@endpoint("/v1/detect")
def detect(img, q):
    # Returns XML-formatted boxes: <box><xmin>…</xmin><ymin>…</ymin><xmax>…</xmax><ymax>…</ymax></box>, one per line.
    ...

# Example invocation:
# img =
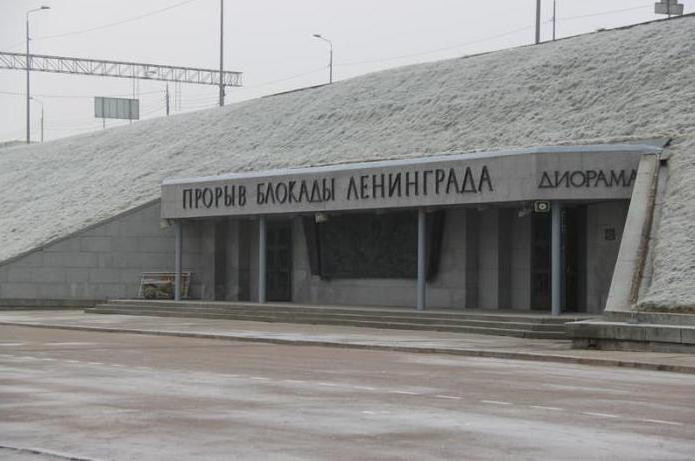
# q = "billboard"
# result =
<box><xmin>94</xmin><ymin>96</ymin><xmax>139</xmax><ymax>120</ymax></box>
<box><xmin>655</xmin><ymin>1</ymin><xmax>684</xmax><ymax>15</ymax></box>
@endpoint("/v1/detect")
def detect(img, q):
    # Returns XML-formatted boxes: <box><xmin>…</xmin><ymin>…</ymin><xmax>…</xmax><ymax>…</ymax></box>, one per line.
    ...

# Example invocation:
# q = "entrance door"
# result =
<box><xmin>562</xmin><ymin>206</ymin><xmax>587</xmax><ymax>312</ymax></box>
<box><xmin>530</xmin><ymin>207</ymin><xmax>587</xmax><ymax>312</ymax></box>
<box><xmin>266</xmin><ymin>221</ymin><xmax>292</xmax><ymax>302</ymax></box>
<box><xmin>531</xmin><ymin>213</ymin><xmax>551</xmax><ymax>310</ymax></box>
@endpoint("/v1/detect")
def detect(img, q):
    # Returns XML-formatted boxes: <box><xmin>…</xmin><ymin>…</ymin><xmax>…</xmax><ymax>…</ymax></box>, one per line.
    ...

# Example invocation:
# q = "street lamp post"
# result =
<box><xmin>26</xmin><ymin>5</ymin><xmax>50</xmax><ymax>144</ymax></box>
<box><xmin>313</xmin><ymin>34</ymin><xmax>333</xmax><ymax>84</ymax></box>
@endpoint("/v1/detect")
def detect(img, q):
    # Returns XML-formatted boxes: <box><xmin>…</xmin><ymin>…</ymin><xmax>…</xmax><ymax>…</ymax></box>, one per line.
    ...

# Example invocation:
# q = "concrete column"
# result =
<box><xmin>417</xmin><ymin>208</ymin><xmax>426</xmax><ymax>311</ymax></box>
<box><xmin>258</xmin><ymin>216</ymin><xmax>267</xmax><ymax>304</ymax></box>
<box><xmin>551</xmin><ymin>201</ymin><xmax>562</xmax><ymax>316</ymax></box>
<box><xmin>174</xmin><ymin>221</ymin><xmax>183</xmax><ymax>301</ymax></box>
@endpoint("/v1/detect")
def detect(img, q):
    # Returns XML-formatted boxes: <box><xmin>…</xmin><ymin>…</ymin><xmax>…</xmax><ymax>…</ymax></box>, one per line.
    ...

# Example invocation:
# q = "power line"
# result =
<box><xmin>3</xmin><ymin>41</ymin><xmax>25</xmax><ymax>52</ymax></box>
<box><xmin>337</xmin><ymin>5</ymin><xmax>656</xmax><ymax>68</ymax></box>
<box><xmin>557</xmin><ymin>4</ymin><xmax>653</xmax><ymax>22</ymax></box>
<box><xmin>0</xmin><ymin>89</ymin><xmax>163</xmax><ymax>99</ymax></box>
<box><xmin>244</xmin><ymin>66</ymin><xmax>329</xmax><ymax>89</ymax></box>
<box><xmin>1</xmin><ymin>3</ymin><xmax>667</xmax><ymax>142</ymax></box>
<box><xmin>336</xmin><ymin>24</ymin><xmax>540</xmax><ymax>68</ymax></box>
<box><xmin>201</xmin><ymin>7</ymin><xmax>661</xmax><ymax>99</ymax></box>
<box><xmin>32</xmin><ymin>0</ymin><xmax>201</xmax><ymax>42</ymax></box>
<box><xmin>1</xmin><ymin>0</ymin><xmax>201</xmax><ymax>50</ymax></box>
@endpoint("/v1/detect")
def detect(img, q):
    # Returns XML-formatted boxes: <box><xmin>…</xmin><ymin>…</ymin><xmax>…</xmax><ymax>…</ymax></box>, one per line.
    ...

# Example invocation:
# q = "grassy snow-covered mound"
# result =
<box><xmin>1</xmin><ymin>16</ymin><xmax>694</xmax><ymax>308</ymax></box>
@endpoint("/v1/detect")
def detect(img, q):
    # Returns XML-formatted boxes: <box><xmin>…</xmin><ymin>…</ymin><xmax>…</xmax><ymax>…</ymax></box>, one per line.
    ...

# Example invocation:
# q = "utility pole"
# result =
<box><xmin>166</xmin><ymin>84</ymin><xmax>170</xmax><ymax>116</ymax></box>
<box><xmin>219</xmin><ymin>0</ymin><xmax>225</xmax><ymax>106</ymax></box>
<box><xmin>40</xmin><ymin>104</ymin><xmax>44</xmax><ymax>142</ymax></box>
<box><xmin>552</xmin><ymin>0</ymin><xmax>557</xmax><ymax>41</ymax></box>
<box><xmin>535</xmin><ymin>0</ymin><xmax>542</xmax><ymax>44</ymax></box>
<box><xmin>26</xmin><ymin>15</ymin><xmax>30</xmax><ymax>143</ymax></box>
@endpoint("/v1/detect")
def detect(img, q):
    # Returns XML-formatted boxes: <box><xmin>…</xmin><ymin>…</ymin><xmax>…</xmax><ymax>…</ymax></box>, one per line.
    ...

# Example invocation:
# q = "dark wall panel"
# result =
<box><xmin>303</xmin><ymin>211</ymin><xmax>445</xmax><ymax>280</ymax></box>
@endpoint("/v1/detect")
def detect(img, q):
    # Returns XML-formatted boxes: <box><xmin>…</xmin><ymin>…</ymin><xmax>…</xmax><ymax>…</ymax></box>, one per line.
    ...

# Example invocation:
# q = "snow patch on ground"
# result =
<box><xmin>1</xmin><ymin>17</ymin><xmax>694</xmax><ymax>308</ymax></box>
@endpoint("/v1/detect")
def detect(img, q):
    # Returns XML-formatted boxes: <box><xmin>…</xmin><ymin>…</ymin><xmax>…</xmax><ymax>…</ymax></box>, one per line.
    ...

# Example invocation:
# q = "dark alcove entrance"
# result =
<box><xmin>531</xmin><ymin>206</ymin><xmax>587</xmax><ymax>312</ymax></box>
<box><xmin>266</xmin><ymin>221</ymin><xmax>293</xmax><ymax>302</ymax></box>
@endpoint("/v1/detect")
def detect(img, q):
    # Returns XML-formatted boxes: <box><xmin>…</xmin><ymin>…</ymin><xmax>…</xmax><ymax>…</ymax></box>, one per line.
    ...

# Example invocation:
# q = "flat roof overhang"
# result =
<box><xmin>161</xmin><ymin>143</ymin><xmax>663</xmax><ymax>220</ymax></box>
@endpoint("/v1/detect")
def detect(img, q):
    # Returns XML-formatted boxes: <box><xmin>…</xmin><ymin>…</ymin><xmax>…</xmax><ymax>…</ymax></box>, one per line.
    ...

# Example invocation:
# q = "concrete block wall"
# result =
<box><xmin>0</xmin><ymin>201</ymin><xmax>206</xmax><ymax>303</ymax></box>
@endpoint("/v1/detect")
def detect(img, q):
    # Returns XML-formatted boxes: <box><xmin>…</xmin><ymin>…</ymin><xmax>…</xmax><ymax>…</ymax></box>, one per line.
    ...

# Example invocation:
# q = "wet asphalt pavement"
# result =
<box><xmin>1</xmin><ymin>325</ymin><xmax>694</xmax><ymax>460</ymax></box>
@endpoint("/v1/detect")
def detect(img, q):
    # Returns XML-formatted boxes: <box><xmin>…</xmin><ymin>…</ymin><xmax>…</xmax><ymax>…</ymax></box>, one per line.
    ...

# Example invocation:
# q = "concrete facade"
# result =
<box><xmin>215</xmin><ymin>208</ymin><xmax>523</xmax><ymax>310</ymax></box>
<box><xmin>0</xmin><ymin>194</ymin><xmax>628</xmax><ymax>314</ymax></box>
<box><xmin>192</xmin><ymin>204</ymin><xmax>618</xmax><ymax>312</ymax></box>
<box><xmin>0</xmin><ymin>199</ymin><xmax>627</xmax><ymax>312</ymax></box>
<box><xmin>0</xmin><ymin>202</ymin><xmax>207</xmax><ymax>303</ymax></box>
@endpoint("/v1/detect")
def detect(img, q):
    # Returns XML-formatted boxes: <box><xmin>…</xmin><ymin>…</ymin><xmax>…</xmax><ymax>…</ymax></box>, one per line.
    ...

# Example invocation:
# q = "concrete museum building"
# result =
<box><xmin>1</xmin><ymin>16</ymin><xmax>694</xmax><ymax>350</ymax></box>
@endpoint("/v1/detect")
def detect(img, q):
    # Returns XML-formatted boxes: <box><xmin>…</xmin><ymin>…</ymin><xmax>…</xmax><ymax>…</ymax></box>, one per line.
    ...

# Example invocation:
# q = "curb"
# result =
<box><xmin>1</xmin><ymin>321</ymin><xmax>694</xmax><ymax>375</ymax></box>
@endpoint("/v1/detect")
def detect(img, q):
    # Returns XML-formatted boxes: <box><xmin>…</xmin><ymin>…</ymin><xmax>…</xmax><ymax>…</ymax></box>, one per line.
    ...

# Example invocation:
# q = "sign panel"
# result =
<box><xmin>161</xmin><ymin>144</ymin><xmax>660</xmax><ymax>220</ymax></box>
<box><xmin>94</xmin><ymin>96</ymin><xmax>140</xmax><ymax>120</ymax></box>
<box><xmin>655</xmin><ymin>1</ymin><xmax>684</xmax><ymax>15</ymax></box>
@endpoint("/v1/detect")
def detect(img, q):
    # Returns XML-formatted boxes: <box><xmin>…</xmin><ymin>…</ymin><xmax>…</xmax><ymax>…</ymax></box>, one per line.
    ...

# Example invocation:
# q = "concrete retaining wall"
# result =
<box><xmin>0</xmin><ymin>202</ymin><xmax>207</xmax><ymax>302</ymax></box>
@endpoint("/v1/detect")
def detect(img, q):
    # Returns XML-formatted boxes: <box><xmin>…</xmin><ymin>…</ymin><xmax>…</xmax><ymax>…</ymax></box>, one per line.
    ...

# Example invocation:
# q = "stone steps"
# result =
<box><xmin>97</xmin><ymin>299</ymin><xmax>581</xmax><ymax>324</ymax></box>
<box><xmin>86</xmin><ymin>301</ymin><xmax>589</xmax><ymax>340</ymax></box>
<box><xmin>88</xmin><ymin>304</ymin><xmax>565</xmax><ymax>332</ymax></box>
<box><xmin>87</xmin><ymin>307</ymin><xmax>567</xmax><ymax>339</ymax></box>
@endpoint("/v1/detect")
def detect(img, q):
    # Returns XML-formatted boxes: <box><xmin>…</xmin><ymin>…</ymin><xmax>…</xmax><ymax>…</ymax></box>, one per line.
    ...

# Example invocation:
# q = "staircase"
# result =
<box><xmin>86</xmin><ymin>300</ymin><xmax>592</xmax><ymax>340</ymax></box>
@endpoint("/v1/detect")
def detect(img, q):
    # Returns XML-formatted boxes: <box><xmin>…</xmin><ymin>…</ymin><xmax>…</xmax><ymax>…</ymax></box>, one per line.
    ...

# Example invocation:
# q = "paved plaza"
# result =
<box><xmin>1</xmin><ymin>322</ymin><xmax>694</xmax><ymax>460</ymax></box>
<box><xmin>1</xmin><ymin>310</ymin><xmax>695</xmax><ymax>373</ymax></box>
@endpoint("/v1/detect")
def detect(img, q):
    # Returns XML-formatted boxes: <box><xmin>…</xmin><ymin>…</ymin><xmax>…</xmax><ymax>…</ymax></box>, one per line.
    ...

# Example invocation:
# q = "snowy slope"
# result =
<box><xmin>1</xmin><ymin>16</ymin><xmax>694</xmax><ymax>308</ymax></box>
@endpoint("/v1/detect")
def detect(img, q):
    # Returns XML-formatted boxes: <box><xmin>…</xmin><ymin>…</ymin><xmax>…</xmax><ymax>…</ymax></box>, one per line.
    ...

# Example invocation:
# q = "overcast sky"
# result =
<box><xmin>0</xmin><ymin>0</ymin><xmax>690</xmax><ymax>142</ymax></box>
